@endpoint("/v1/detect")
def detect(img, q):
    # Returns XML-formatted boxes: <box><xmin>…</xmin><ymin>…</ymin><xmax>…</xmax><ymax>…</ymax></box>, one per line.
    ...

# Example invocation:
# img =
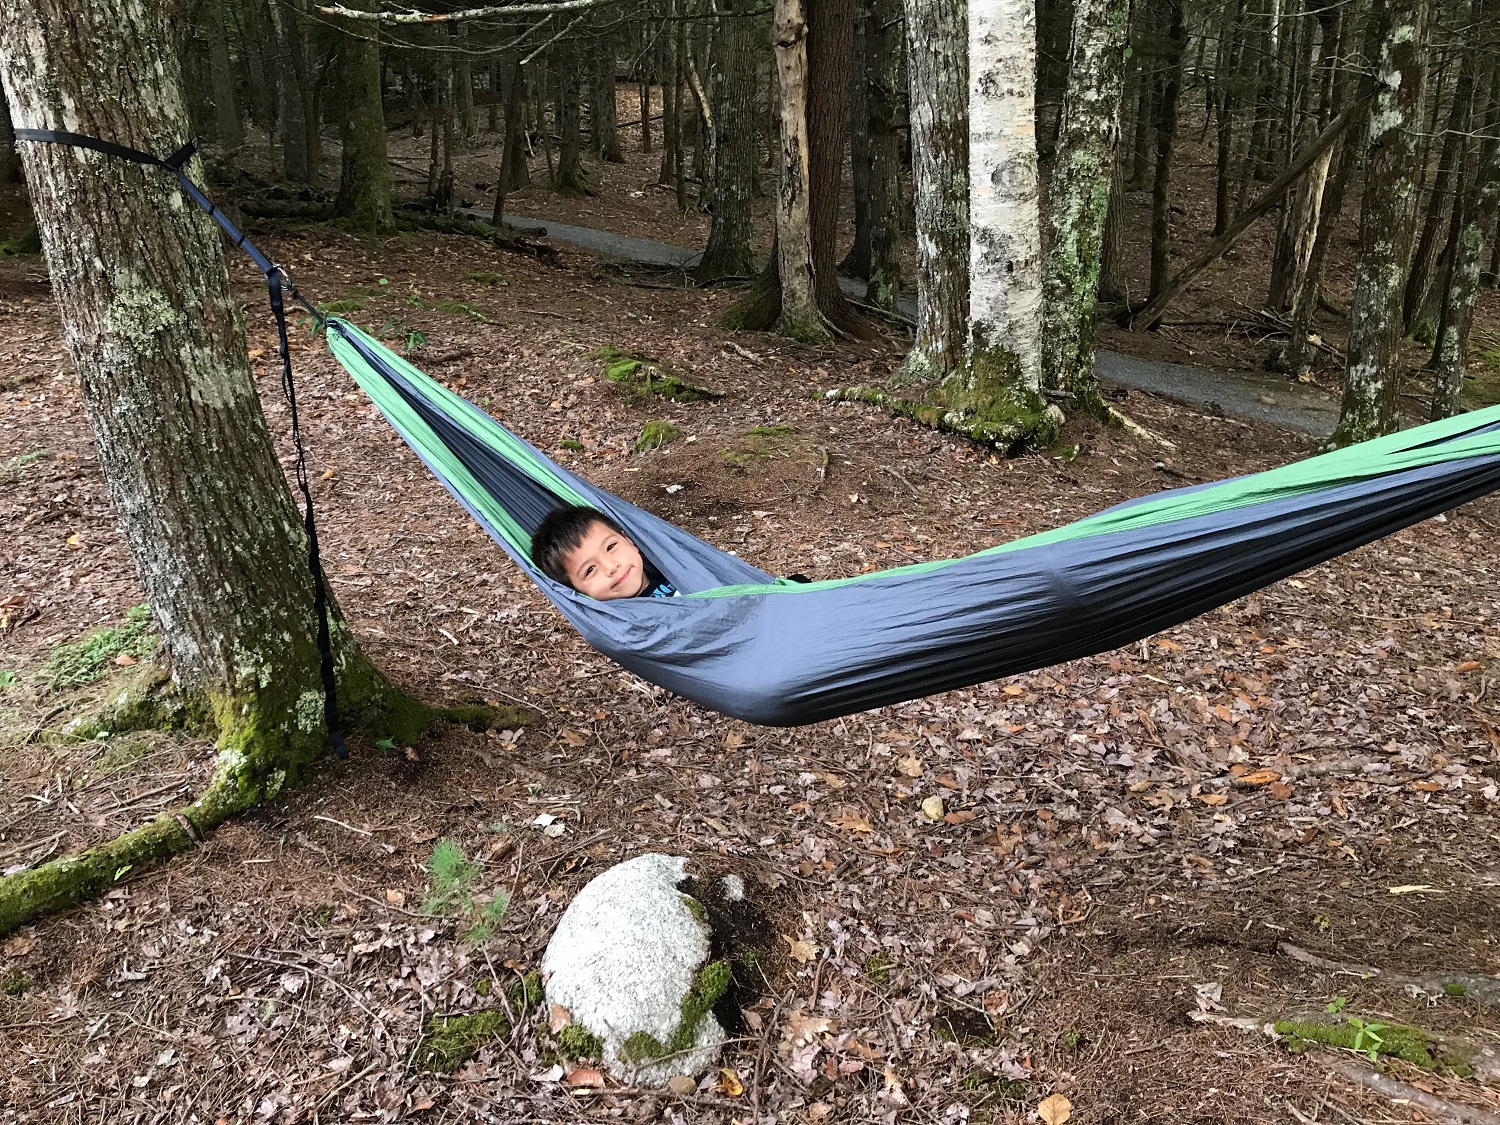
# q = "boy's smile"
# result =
<box><xmin>561</xmin><ymin>521</ymin><xmax>650</xmax><ymax>600</ymax></box>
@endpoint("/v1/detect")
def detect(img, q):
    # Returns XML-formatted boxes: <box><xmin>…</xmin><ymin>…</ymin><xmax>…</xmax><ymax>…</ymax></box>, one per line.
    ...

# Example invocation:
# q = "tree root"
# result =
<box><xmin>0</xmin><ymin>662</ymin><xmax>529</xmax><ymax>937</ymax></box>
<box><xmin>824</xmin><ymin>385</ymin><xmax>1065</xmax><ymax>455</ymax></box>
<box><xmin>1278</xmin><ymin>941</ymin><xmax>1500</xmax><ymax>1012</ymax></box>
<box><xmin>1190</xmin><ymin>1007</ymin><xmax>1500</xmax><ymax>1086</ymax></box>
<box><xmin>1319</xmin><ymin>1053</ymin><xmax>1500</xmax><ymax>1125</ymax></box>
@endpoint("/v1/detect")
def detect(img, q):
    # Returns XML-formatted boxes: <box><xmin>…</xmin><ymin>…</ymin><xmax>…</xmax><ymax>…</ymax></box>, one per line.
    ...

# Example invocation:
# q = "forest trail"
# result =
<box><xmin>470</xmin><ymin>208</ymin><xmax>1343</xmax><ymax>435</ymax></box>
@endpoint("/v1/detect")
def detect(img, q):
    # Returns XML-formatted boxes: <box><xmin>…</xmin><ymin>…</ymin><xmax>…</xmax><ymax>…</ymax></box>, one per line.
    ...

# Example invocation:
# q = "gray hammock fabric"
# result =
<box><xmin>326</xmin><ymin>318</ymin><xmax>1500</xmax><ymax>726</ymax></box>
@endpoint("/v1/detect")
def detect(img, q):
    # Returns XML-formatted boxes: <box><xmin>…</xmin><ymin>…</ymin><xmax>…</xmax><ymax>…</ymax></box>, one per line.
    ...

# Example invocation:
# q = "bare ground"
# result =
<box><xmin>1</xmin><ymin>120</ymin><xmax>1499</xmax><ymax>1125</ymax></box>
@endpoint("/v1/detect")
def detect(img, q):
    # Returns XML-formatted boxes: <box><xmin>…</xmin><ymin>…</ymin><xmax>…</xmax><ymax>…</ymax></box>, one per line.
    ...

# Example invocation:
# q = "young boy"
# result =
<box><xmin>531</xmin><ymin>505</ymin><xmax>678</xmax><ymax>600</ymax></box>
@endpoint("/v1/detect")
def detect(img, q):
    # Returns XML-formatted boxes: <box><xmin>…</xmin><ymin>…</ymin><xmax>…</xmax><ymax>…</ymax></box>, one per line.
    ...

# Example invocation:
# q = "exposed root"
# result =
<box><xmin>1318</xmin><ymin>1053</ymin><xmax>1500</xmax><ymax>1125</ymax></box>
<box><xmin>824</xmin><ymin>385</ymin><xmax>1065</xmax><ymax>456</ymax></box>
<box><xmin>1279</xmin><ymin>941</ymin><xmax>1500</xmax><ymax>1012</ymax></box>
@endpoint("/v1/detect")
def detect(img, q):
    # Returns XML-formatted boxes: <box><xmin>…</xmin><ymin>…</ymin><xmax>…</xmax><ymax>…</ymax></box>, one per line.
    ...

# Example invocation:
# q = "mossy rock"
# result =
<box><xmin>1274</xmin><ymin>1013</ymin><xmax>1476</xmax><ymax>1076</ymax></box>
<box><xmin>591</xmin><ymin>346</ymin><xmax>721</xmax><ymax>403</ymax></box>
<box><xmin>618</xmin><ymin>960</ymin><xmax>732</xmax><ymax>1063</ymax></box>
<box><xmin>634</xmin><ymin>421</ymin><xmax>683</xmax><ymax>453</ymax></box>
<box><xmin>557</xmin><ymin>1023</ymin><xmax>604</xmax><ymax>1059</ymax></box>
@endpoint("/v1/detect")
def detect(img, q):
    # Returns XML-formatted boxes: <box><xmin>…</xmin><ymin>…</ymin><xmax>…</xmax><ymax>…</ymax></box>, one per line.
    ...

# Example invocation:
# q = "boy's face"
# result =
<box><xmin>561</xmin><ymin>521</ymin><xmax>650</xmax><ymax>600</ymax></box>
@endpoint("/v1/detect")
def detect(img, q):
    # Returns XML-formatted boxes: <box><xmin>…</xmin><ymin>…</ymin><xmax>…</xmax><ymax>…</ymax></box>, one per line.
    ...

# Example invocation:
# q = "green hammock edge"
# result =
<box><xmin>325</xmin><ymin>319</ymin><xmax>1500</xmax><ymax>599</ymax></box>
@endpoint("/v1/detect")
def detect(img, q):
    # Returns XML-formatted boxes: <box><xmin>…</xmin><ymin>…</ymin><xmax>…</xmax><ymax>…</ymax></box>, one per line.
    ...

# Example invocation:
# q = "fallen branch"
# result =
<box><xmin>1108</xmin><ymin>407</ymin><xmax>1178</xmax><ymax>449</ymax></box>
<box><xmin>1318</xmin><ymin>1053</ymin><xmax>1500</xmax><ymax>1125</ymax></box>
<box><xmin>1279</xmin><ymin>941</ymin><xmax>1500</xmax><ymax>1011</ymax></box>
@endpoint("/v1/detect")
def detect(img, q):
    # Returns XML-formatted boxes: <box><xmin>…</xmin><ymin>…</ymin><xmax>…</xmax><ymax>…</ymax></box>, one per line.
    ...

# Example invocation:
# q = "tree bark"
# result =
<box><xmin>332</xmin><ymin>0</ymin><xmax>395</xmax><ymax>236</ymax></box>
<box><xmin>555</xmin><ymin>35</ymin><xmax>590</xmax><ymax>195</ymax></box>
<box><xmin>592</xmin><ymin>20</ymin><xmax>623</xmax><ymax>162</ymax></box>
<box><xmin>865</xmin><ymin>0</ymin><xmax>903</xmax><ymax>310</ymax></box>
<box><xmin>1333</xmin><ymin>0</ymin><xmax>1433</xmax><ymax>446</ymax></box>
<box><xmin>804</xmin><ymin>0</ymin><xmax>857</xmax><ymax>327</ymax></box>
<box><xmin>1041</xmin><ymin>0</ymin><xmax>1131</xmax><ymax>421</ymax></box>
<box><xmin>493</xmin><ymin>59</ymin><xmax>526</xmax><ymax>225</ymax></box>
<box><xmin>1431</xmin><ymin>65</ymin><xmax>1500</xmax><ymax>417</ymax></box>
<box><xmin>1148</xmin><ymin>0</ymin><xmax>1186</xmax><ymax>300</ymax></box>
<box><xmin>0</xmin><ymin>0</ymin><xmax>500</xmax><ymax>937</ymax></box>
<box><xmin>205</xmin><ymin>0</ymin><xmax>245</xmax><ymax>146</ymax></box>
<box><xmin>901</xmin><ymin>0</ymin><xmax>968</xmax><ymax>379</ymax></box>
<box><xmin>770</xmin><ymin>0</ymin><xmax>826</xmax><ymax>342</ymax></box>
<box><xmin>0</xmin><ymin>82</ymin><xmax>20</xmax><ymax>184</ymax></box>
<box><xmin>961</xmin><ymin>0</ymin><xmax>1059</xmax><ymax>447</ymax></box>
<box><xmin>695</xmin><ymin>0</ymin><xmax>757</xmax><ymax>285</ymax></box>
<box><xmin>841</xmin><ymin>4</ymin><xmax>872</xmax><ymax>279</ymax></box>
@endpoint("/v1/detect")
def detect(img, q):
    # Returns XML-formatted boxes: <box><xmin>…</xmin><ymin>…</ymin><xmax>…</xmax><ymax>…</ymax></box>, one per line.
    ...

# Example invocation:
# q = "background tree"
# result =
<box><xmin>695</xmin><ymin>0</ymin><xmax>760</xmax><ymax>285</ymax></box>
<box><xmin>332</xmin><ymin>0</ymin><xmax>395</xmax><ymax>235</ymax></box>
<box><xmin>0</xmin><ymin>0</ymin><xmax>499</xmax><ymax>935</ymax></box>
<box><xmin>1333</xmin><ymin>0</ymin><xmax>1435</xmax><ymax>446</ymax></box>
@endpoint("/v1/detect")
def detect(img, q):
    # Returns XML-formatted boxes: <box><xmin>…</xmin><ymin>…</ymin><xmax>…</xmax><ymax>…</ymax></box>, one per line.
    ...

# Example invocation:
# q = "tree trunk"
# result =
<box><xmin>695</xmin><ymin>0</ymin><xmax>757</xmax><ymax>285</ymax></box>
<box><xmin>240</xmin><ymin>0</ymin><xmax>279</xmax><ymax>134</ymax></box>
<box><xmin>1041</xmin><ymin>0</ymin><xmax>1131</xmax><ymax>420</ymax></box>
<box><xmin>1212</xmin><ymin>0</ymin><xmax>1245</xmax><ymax>235</ymax></box>
<box><xmin>901</xmin><ymin>0</ymin><xmax>968</xmax><ymax>379</ymax></box>
<box><xmin>555</xmin><ymin>36</ymin><xmax>590</xmax><ymax>195</ymax></box>
<box><xmin>1126</xmin><ymin>4</ymin><xmax>1156</xmax><ymax>190</ymax></box>
<box><xmin>0</xmin><ymin>82</ymin><xmax>19</xmax><ymax>183</ymax></box>
<box><xmin>1100</xmin><ymin>151</ymin><xmax>1126</xmax><ymax>298</ymax></box>
<box><xmin>593</xmin><ymin>22</ymin><xmax>623</xmax><ymax>163</ymax></box>
<box><xmin>803</xmin><ymin>0</ymin><xmax>857</xmax><ymax>327</ymax></box>
<box><xmin>332</xmin><ymin>0</ymin><xmax>395</xmax><ymax>236</ymax></box>
<box><xmin>841</xmin><ymin>4</ymin><xmax>872</xmax><ymax>279</ymax></box>
<box><xmin>770</xmin><ymin>0</ymin><xmax>826</xmax><ymax>342</ymax></box>
<box><xmin>493</xmin><ymin>59</ymin><xmax>526</xmax><ymax>225</ymax></box>
<box><xmin>270</xmin><ymin>0</ymin><xmax>309</xmax><ymax>181</ymax></box>
<box><xmin>455</xmin><ymin>25</ymin><xmax>476</xmax><ymax>140</ymax></box>
<box><xmin>639</xmin><ymin>75</ymin><xmax>652</xmax><ymax>153</ymax></box>
<box><xmin>1430</xmin><ymin>62</ymin><xmax>1499</xmax><ymax>417</ymax></box>
<box><xmin>865</xmin><ymin>0</ymin><xmax>903</xmax><ymax>310</ymax></box>
<box><xmin>0</xmin><ymin>0</ymin><xmax>493</xmax><ymax>937</ymax></box>
<box><xmin>674</xmin><ymin>14</ymin><xmax>688</xmax><ymax>211</ymax></box>
<box><xmin>1333</xmin><ymin>0</ymin><xmax>1433</xmax><ymax>446</ymax></box>
<box><xmin>205</xmin><ymin>0</ymin><xmax>245</xmax><ymax>146</ymax></box>
<box><xmin>960</xmin><ymin>0</ymin><xmax>1059</xmax><ymax>447</ymax></box>
<box><xmin>1148</xmin><ymin>0</ymin><xmax>1186</xmax><ymax>300</ymax></box>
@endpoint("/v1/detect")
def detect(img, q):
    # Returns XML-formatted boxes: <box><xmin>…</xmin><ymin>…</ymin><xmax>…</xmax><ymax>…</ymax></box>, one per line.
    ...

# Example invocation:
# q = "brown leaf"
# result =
<box><xmin>113</xmin><ymin>653</ymin><xmax>137</xmax><ymax>666</ymax></box>
<box><xmin>722</xmin><ymin>730</ymin><xmax>746</xmax><ymax>750</ymax></box>
<box><xmin>943</xmin><ymin>810</ymin><xmax>977</xmax><ymax>825</ymax></box>
<box><xmin>784</xmin><ymin>936</ymin><xmax>819</xmax><ymax>964</ymax></box>
<box><xmin>1038</xmin><ymin>1094</ymin><xmax>1073</xmax><ymax>1125</ymax></box>
<box><xmin>934</xmin><ymin>775</ymin><xmax>961</xmax><ymax>790</ymax></box>
<box><xmin>895</xmin><ymin>755</ymin><xmax>924</xmax><ymax>777</ymax></box>
<box><xmin>1240</xmin><ymin>769</ymin><xmax>1281</xmax><ymax>785</ymax></box>
<box><xmin>549</xmin><ymin>1003</ymin><xmax>572</xmax><ymax>1033</ymax></box>
<box><xmin>1213</xmin><ymin>704</ymin><xmax>1233</xmax><ymax>722</ymax></box>
<box><xmin>1456</xmin><ymin>660</ymin><xmax>1481</xmax><ymax>673</ymax></box>
<box><xmin>1413</xmin><ymin>780</ymin><xmax>1441</xmax><ymax>792</ymax></box>
<box><xmin>1269</xmin><ymin>782</ymin><xmax>1294</xmax><ymax>800</ymax></box>
<box><xmin>384</xmin><ymin>889</ymin><xmax>406</xmax><ymax>906</ymax></box>
<box><xmin>1197</xmin><ymin>792</ymin><xmax>1229</xmax><ymax>806</ymax></box>
<box><xmin>559</xmin><ymin>728</ymin><xmax>587</xmax><ymax>747</ymax></box>
<box><xmin>1155</xmin><ymin>638</ymin><xmax>1182</xmax><ymax>652</ymax></box>
<box><xmin>567</xmin><ymin>1066</ymin><xmax>606</xmax><ymax>1088</ymax></box>
<box><xmin>718</xmin><ymin>1067</ymin><xmax>744</xmax><ymax>1096</ymax></box>
<box><xmin>830</xmin><ymin>807</ymin><xmax>874</xmax><ymax>833</ymax></box>
<box><xmin>1002</xmin><ymin>684</ymin><xmax>1024</xmax><ymax>696</ymax></box>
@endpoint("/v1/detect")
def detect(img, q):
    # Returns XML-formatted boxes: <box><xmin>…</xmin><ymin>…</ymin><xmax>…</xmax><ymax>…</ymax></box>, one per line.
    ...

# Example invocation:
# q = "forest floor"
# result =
<box><xmin>2</xmin><ymin>118</ymin><xmax>1500</xmax><ymax>1125</ymax></box>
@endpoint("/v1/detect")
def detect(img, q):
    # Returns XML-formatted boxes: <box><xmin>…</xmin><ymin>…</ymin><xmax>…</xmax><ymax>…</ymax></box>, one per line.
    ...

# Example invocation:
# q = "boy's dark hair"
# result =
<box><xmin>531</xmin><ymin>505</ymin><xmax>626</xmax><ymax>585</ymax></box>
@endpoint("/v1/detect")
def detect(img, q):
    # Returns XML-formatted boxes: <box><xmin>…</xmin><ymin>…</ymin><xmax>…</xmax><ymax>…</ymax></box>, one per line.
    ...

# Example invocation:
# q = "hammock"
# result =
<box><xmin>325</xmin><ymin>317</ymin><xmax>1500</xmax><ymax>727</ymax></box>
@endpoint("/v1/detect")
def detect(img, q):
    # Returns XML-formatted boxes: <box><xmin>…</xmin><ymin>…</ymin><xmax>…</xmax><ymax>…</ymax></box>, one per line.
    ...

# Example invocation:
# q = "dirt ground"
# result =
<box><xmin>2</xmin><ymin>111</ymin><xmax>1500</xmax><ymax>1125</ymax></box>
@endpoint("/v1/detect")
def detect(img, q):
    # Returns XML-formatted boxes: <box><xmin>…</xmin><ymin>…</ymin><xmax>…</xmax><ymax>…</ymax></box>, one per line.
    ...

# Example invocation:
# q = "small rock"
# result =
<box><xmin>667</xmin><ymin>1075</ymin><xmax>697</xmax><ymax>1097</ymax></box>
<box><xmin>921</xmin><ymin>796</ymin><xmax>945</xmax><ymax>821</ymax></box>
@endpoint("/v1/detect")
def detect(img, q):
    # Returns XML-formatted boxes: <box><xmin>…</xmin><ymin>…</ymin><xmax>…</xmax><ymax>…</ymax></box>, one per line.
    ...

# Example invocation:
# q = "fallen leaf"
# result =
<box><xmin>943</xmin><ymin>809</ymin><xmax>977</xmax><ymax>825</ymax></box>
<box><xmin>1213</xmin><ymin>704</ymin><xmax>1233</xmax><ymax>722</ymax></box>
<box><xmin>1155</xmin><ymin>638</ymin><xmax>1182</xmax><ymax>652</ymax></box>
<box><xmin>384</xmin><ymin>889</ymin><xmax>405</xmax><ymax>906</ymax></box>
<box><xmin>549</xmin><ymin>1003</ymin><xmax>572</xmax><ymax>1033</ymax></box>
<box><xmin>409</xmin><ymin>1098</ymin><xmax>435</xmax><ymax>1112</ymax></box>
<box><xmin>1269</xmin><ymin>781</ymin><xmax>1294</xmax><ymax>800</ymax></box>
<box><xmin>830</xmin><ymin>807</ymin><xmax>874</xmax><ymax>833</ymax></box>
<box><xmin>1002</xmin><ymin>684</ymin><xmax>1024</xmax><ymax>696</ymax></box>
<box><xmin>566</xmin><ymin>1066</ymin><xmax>605</xmax><ymax>1088</ymax></box>
<box><xmin>1239</xmin><ymin>769</ymin><xmax>1281</xmax><ymax>785</ymax></box>
<box><xmin>1038</xmin><ymin>1093</ymin><xmax>1073</xmax><ymax>1125</ymax></box>
<box><xmin>784</xmin><ymin>935</ymin><xmax>819</xmax><ymax>963</ymax></box>
<box><xmin>667</xmin><ymin>1075</ymin><xmax>697</xmax><ymax>1097</ymax></box>
<box><xmin>718</xmin><ymin>1067</ymin><xmax>744</xmax><ymax>1096</ymax></box>
<box><xmin>1456</xmin><ymin>660</ymin><xmax>1480</xmax><ymax>673</ymax></box>
<box><xmin>113</xmin><ymin>653</ymin><xmax>137</xmax><ymax>666</ymax></box>
<box><xmin>934</xmin><ymin>775</ymin><xmax>961</xmax><ymax>790</ymax></box>
<box><xmin>65</xmin><ymin>533</ymin><xmax>82</xmax><ymax>548</ymax></box>
<box><xmin>1196</xmin><ymin>792</ymin><xmax>1229</xmax><ymax>806</ymax></box>
<box><xmin>559</xmin><ymin>728</ymin><xmax>587</xmax><ymax>747</ymax></box>
<box><xmin>723</xmin><ymin>730</ymin><xmax>746</xmax><ymax>750</ymax></box>
<box><xmin>785</xmin><ymin>1012</ymin><xmax>836</xmax><ymax>1044</ymax></box>
<box><xmin>921</xmin><ymin>796</ymin><xmax>945</xmax><ymax>820</ymax></box>
<box><xmin>895</xmin><ymin>755</ymin><xmax>924</xmax><ymax>777</ymax></box>
<box><xmin>1413</xmin><ymin>781</ymin><xmax>1441</xmax><ymax>792</ymax></box>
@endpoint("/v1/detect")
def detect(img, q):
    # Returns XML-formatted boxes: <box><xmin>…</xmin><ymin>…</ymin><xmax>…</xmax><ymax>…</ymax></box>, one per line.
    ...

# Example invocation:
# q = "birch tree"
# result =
<box><xmin>0</xmin><ymin>0</ymin><xmax>505</xmax><ymax>936</ymax></box>
<box><xmin>1040</xmin><ymin>0</ymin><xmax>1131</xmax><ymax>420</ymax></box>
<box><xmin>1332</xmin><ymin>0</ymin><xmax>1433</xmax><ymax>446</ymax></box>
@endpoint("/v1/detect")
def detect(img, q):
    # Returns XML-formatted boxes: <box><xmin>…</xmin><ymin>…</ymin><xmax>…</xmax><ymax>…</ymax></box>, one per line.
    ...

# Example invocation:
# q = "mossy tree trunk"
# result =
<box><xmin>332</xmin><ymin>0</ymin><xmax>395</xmax><ymax>237</ymax></box>
<box><xmin>0</xmin><ymin>0</ymin><xmax>493</xmax><ymax>937</ymax></box>
<box><xmin>695</xmin><ymin>0</ymin><xmax>758</xmax><ymax>285</ymax></box>
<box><xmin>1040</xmin><ymin>0</ymin><xmax>1130</xmax><ymax>421</ymax></box>
<box><xmin>901</xmin><ymin>0</ymin><xmax>969</xmax><ymax>380</ymax></box>
<box><xmin>959</xmin><ymin>0</ymin><xmax>1061</xmax><ymax>448</ymax></box>
<box><xmin>1333</xmin><ymin>0</ymin><xmax>1433</xmax><ymax>446</ymax></box>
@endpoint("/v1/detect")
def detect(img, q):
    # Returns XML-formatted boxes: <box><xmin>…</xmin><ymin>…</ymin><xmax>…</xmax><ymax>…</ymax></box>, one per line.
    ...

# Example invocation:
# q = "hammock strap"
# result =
<box><xmin>14</xmin><ymin>128</ymin><xmax>347</xmax><ymax>759</ymax></box>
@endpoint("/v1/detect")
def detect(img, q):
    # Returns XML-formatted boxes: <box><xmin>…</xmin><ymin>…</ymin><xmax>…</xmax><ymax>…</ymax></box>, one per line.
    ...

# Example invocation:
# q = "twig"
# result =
<box><xmin>312</xmin><ymin>815</ymin><xmax>373</xmax><ymax>837</ymax></box>
<box><xmin>751</xmin><ymin>989</ymin><xmax>795</xmax><ymax>1120</ymax></box>
<box><xmin>1109</xmin><ymin>407</ymin><xmax>1179</xmax><ymax>449</ymax></box>
<box><xmin>541</xmin><ymin>830</ymin><xmax>611</xmax><ymax>883</ymax></box>
<box><xmin>1318</xmin><ymin>1053</ymin><xmax>1500</xmax><ymax>1125</ymax></box>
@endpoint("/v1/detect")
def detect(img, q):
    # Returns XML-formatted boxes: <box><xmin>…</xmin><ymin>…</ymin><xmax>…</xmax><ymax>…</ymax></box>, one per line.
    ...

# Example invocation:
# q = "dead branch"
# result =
<box><xmin>1318</xmin><ymin>1054</ymin><xmax>1500</xmax><ymax>1125</ymax></box>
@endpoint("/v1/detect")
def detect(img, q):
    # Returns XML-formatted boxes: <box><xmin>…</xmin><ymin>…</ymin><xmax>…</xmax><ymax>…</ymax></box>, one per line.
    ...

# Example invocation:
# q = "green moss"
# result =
<box><xmin>1059</xmin><ymin>1028</ymin><xmax>1083</xmax><ymax>1051</ymax></box>
<box><xmin>44</xmin><ymin>606</ymin><xmax>157</xmax><ymax>691</ymax></box>
<box><xmin>1443</xmin><ymin>981</ymin><xmax>1468</xmax><ymax>997</ymax></box>
<box><xmin>560</xmin><ymin>439</ymin><xmax>585</xmax><ymax>452</ymax></box>
<box><xmin>2</xmin><ymin>971</ymin><xmax>32</xmax><ymax>996</ymax></box>
<box><xmin>557</xmin><ymin>1023</ymin><xmax>604</xmax><ymax>1059</ymax></box>
<box><xmin>962</xmin><ymin>1071</ymin><xmax>1028</xmax><ymax>1101</ymax></box>
<box><xmin>864</xmin><ymin>954</ymin><xmax>895</xmax><ymax>984</ymax></box>
<box><xmin>619</xmin><ymin>960</ymin><xmax>732</xmax><ymax>1062</ymax></box>
<box><xmin>509</xmin><ymin>970</ymin><xmax>543</xmax><ymax>1011</ymax></box>
<box><xmin>0</xmin><ymin>450</ymin><xmax>46</xmax><ymax>484</ymax></box>
<box><xmin>433</xmin><ymin>299</ymin><xmax>489</xmax><ymax>322</ymax></box>
<box><xmin>1275</xmin><ymin>1016</ymin><xmax>1439</xmax><ymax>1068</ymax></box>
<box><xmin>591</xmin><ymin>346</ymin><xmax>720</xmax><ymax>403</ymax></box>
<box><xmin>467</xmin><ymin>271</ymin><xmax>508</xmax><ymax>287</ymax></box>
<box><xmin>634</xmin><ymin>421</ymin><xmax>683</xmax><ymax>453</ymax></box>
<box><xmin>747</xmin><ymin>424</ymin><xmax>795</xmax><ymax>437</ymax></box>
<box><xmin>418</xmin><ymin>1009</ymin><xmax>512</xmax><ymax>1072</ymax></box>
<box><xmin>474</xmin><ymin>976</ymin><xmax>493</xmax><ymax>996</ymax></box>
<box><xmin>87</xmin><ymin>735</ymin><xmax>158</xmax><ymax>777</ymax></box>
<box><xmin>681</xmin><ymin>894</ymin><xmax>707</xmax><ymax>924</ymax></box>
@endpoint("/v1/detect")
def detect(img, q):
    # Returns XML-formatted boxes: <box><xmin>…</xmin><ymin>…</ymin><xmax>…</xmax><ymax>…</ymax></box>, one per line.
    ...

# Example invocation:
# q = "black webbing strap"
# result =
<box><xmin>16</xmin><ymin>128</ymin><xmax>347</xmax><ymax>759</ymax></box>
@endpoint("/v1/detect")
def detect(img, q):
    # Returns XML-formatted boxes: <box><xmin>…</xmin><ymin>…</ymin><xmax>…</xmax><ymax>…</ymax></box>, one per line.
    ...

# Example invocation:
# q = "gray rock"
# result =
<box><xmin>542</xmin><ymin>853</ymin><xmax>728</xmax><ymax>1087</ymax></box>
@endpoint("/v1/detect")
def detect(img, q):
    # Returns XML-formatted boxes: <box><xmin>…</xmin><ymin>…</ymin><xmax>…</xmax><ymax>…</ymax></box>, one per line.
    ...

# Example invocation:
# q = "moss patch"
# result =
<box><xmin>1</xmin><ymin>971</ymin><xmax>32</xmax><ymax>996</ymax></box>
<box><xmin>466</xmin><ymin>271</ymin><xmax>508</xmax><ymax>287</ymax></box>
<box><xmin>864</xmin><ymin>954</ymin><xmax>895</xmax><ymax>984</ymax></box>
<box><xmin>44</xmin><ymin>606</ymin><xmax>157</xmax><ymax>692</ymax></box>
<box><xmin>618</xmin><ymin>960</ymin><xmax>732</xmax><ymax>1062</ymax></box>
<box><xmin>418</xmin><ymin>1010</ymin><xmax>512</xmax><ymax>1072</ymax></box>
<box><xmin>557</xmin><ymin>1023</ymin><xmax>604</xmax><ymax>1059</ymax></box>
<box><xmin>591</xmin><ymin>346</ymin><xmax>721</xmax><ymax>403</ymax></box>
<box><xmin>634</xmin><ymin>421</ymin><xmax>683</xmax><ymax>453</ymax></box>
<box><xmin>1275</xmin><ymin>1014</ymin><xmax>1471</xmax><ymax>1074</ymax></box>
<box><xmin>433</xmin><ymin>299</ymin><xmax>489</xmax><ymax>321</ymax></box>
